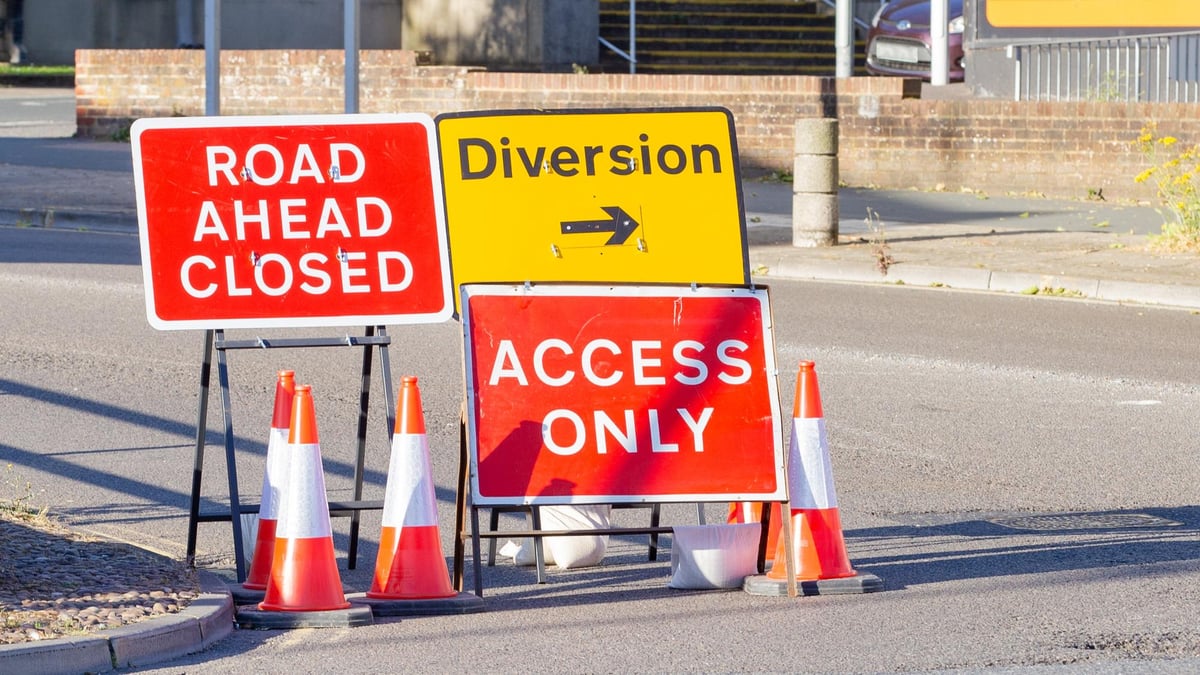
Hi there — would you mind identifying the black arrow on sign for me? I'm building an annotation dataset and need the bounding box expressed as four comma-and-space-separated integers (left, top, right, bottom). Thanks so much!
560, 206, 640, 246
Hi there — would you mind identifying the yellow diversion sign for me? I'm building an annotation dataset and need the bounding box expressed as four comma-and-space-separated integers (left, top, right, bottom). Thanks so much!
436, 108, 749, 307
986, 0, 1200, 28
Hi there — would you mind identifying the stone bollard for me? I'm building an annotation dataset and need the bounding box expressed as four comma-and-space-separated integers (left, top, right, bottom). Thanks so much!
792, 118, 839, 247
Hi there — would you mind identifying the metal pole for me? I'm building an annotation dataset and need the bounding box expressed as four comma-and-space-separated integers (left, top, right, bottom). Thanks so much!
835, 0, 854, 78
204, 0, 220, 115
344, 0, 360, 114
930, 0, 949, 86
629, 0, 637, 74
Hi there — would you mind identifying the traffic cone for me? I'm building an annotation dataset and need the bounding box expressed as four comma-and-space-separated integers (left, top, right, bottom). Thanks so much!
352, 376, 483, 615
726, 501, 782, 556
744, 361, 882, 596
257, 384, 351, 612
241, 370, 296, 594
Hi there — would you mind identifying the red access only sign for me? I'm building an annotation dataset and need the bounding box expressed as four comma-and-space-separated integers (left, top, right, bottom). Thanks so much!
462, 284, 786, 505
131, 114, 453, 329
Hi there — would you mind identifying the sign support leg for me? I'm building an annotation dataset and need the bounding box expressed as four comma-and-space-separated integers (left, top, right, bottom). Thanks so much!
779, 499, 797, 598
347, 326, 372, 569
347, 325, 392, 569
185, 329, 214, 568
470, 503, 484, 597
529, 507, 547, 584
376, 327, 396, 434
214, 329, 248, 582
453, 414, 469, 592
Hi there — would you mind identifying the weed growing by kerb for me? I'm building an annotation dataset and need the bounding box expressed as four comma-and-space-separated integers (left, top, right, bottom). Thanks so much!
1133, 122, 1200, 251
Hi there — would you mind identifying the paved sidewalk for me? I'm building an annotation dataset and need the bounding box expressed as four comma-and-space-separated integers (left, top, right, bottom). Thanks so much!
744, 183, 1200, 310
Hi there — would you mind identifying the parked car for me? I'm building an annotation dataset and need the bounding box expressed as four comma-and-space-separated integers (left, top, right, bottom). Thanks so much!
866, 0, 965, 82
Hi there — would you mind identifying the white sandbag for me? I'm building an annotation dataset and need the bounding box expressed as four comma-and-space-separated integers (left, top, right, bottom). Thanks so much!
498, 538, 556, 567
669, 523, 761, 590
497, 505, 611, 570
541, 504, 611, 569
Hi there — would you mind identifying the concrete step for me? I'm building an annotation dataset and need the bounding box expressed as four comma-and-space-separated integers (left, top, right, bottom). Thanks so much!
597, 0, 862, 76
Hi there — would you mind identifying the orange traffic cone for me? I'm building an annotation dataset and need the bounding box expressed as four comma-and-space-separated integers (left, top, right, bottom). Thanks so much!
242, 370, 296, 592
258, 384, 351, 612
368, 376, 456, 599
744, 361, 882, 596
350, 376, 483, 616
726, 501, 782, 556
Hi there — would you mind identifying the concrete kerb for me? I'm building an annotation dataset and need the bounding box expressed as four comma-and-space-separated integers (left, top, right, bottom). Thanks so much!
750, 254, 996, 291
0, 635, 114, 675
0, 206, 139, 235
752, 253, 1200, 312
1095, 279, 1200, 309
0, 570, 234, 675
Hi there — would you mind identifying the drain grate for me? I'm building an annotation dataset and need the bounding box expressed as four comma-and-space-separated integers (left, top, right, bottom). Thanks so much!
990, 513, 1182, 531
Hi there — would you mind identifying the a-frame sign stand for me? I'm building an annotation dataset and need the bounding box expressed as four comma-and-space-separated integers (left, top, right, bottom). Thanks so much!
184, 326, 394, 582
450, 283, 797, 598
132, 113, 454, 584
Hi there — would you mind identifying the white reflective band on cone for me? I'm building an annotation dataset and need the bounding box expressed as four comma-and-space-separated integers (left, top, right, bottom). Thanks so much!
787, 417, 838, 510
275, 443, 334, 538
380, 433, 439, 528
259, 426, 289, 520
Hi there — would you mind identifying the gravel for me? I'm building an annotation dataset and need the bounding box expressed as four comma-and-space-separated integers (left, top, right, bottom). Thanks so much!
0, 509, 200, 645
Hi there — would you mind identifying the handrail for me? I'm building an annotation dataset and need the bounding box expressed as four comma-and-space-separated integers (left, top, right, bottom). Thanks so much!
597, 0, 868, 75
1007, 29, 1200, 102
598, 0, 637, 73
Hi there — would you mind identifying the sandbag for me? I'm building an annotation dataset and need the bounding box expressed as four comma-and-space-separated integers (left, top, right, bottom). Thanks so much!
498, 504, 611, 570
669, 523, 760, 590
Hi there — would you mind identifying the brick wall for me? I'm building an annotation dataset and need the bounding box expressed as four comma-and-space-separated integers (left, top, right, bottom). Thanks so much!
76, 49, 1200, 202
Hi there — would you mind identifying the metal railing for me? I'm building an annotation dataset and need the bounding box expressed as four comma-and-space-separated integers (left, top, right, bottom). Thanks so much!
1007, 30, 1200, 102
599, 0, 637, 73
597, 0, 874, 76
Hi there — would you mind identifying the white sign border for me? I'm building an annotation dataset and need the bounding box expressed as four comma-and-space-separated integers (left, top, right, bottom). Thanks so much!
460, 282, 787, 506
131, 113, 455, 330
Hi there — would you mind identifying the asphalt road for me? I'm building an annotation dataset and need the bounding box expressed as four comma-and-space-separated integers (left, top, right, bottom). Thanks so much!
3, 225, 1199, 672
0, 87, 76, 138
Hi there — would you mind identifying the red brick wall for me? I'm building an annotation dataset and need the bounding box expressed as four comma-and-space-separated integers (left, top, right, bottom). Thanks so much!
76, 49, 1197, 201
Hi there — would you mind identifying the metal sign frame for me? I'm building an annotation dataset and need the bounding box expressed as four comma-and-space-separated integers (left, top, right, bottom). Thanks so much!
184, 327, 395, 581
452, 282, 792, 596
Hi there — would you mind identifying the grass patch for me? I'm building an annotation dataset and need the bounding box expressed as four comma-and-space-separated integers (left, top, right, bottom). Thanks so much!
0, 64, 74, 78
1, 463, 46, 521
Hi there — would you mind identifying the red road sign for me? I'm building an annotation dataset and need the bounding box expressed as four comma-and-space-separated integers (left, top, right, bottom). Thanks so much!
131, 114, 453, 329
461, 284, 786, 505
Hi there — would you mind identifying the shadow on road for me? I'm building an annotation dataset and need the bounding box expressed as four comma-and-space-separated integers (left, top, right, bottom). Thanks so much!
850, 507, 1200, 590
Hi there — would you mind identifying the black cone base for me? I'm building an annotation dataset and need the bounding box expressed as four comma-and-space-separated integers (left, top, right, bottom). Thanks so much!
349, 591, 485, 617
235, 603, 374, 629
743, 571, 883, 596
